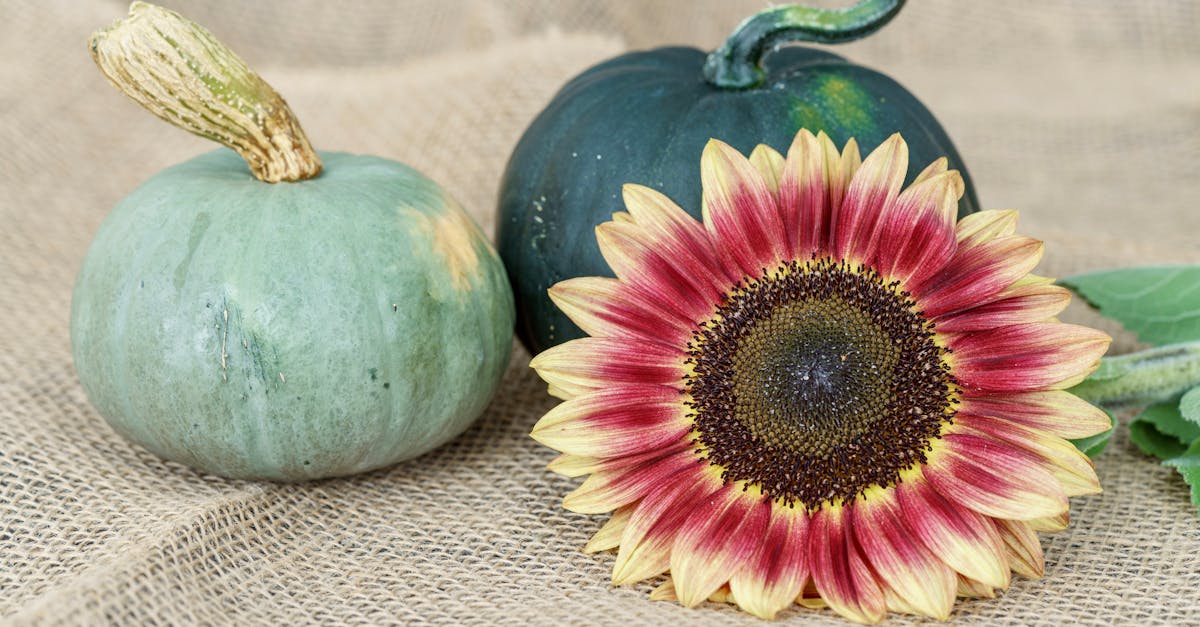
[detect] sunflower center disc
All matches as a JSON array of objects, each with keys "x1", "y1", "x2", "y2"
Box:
[{"x1": 686, "y1": 258, "x2": 957, "y2": 509}]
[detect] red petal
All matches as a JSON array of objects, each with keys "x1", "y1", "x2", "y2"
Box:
[
  {"x1": 530, "y1": 384, "x2": 692, "y2": 458},
  {"x1": 956, "y1": 575, "x2": 997, "y2": 599},
  {"x1": 958, "y1": 390, "x2": 1113, "y2": 440},
  {"x1": 621, "y1": 183, "x2": 733, "y2": 291},
  {"x1": 895, "y1": 479, "x2": 1010, "y2": 589},
  {"x1": 913, "y1": 235, "x2": 1043, "y2": 319},
  {"x1": 995, "y1": 518, "x2": 1045, "y2": 578},
  {"x1": 954, "y1": 413, "x2": 1100, "y2": 497},
  {"x1": 611, "y1": 470, "x2": 721, "y2": 585},
  {"x1": 924, "y1": 433, "x2": 1068, "y2": 520},
  {"x1": 955, "y1": 209, "x2": 1019, "y2": 247},
  {"x1": 874, "y1": 170, "x2": 962, "y2": 286},
  {"x1": 808, "y1": 506, "x2": 886, "y2": 624},
  {"x1": 596, "y1": 222, "x2": 725, "y2": 323},
  {"x1": 584, "y1": 505, "x2": 634, "y2": 553},
  {"x1": 831, "y1": 133, "x2": 907, "y2": 265},
  {"x1": 852, "y1": 492, "x2": 956, "y2": 619},
  {"x1": 912, "y1": 156, "x2": 949, "y2": 185},
  {"x1": 671, "y1": 486, "x2": 771, "y2": 607},
  {"x1": 546, "y1": 438, "x2": 693, "y2": 478},
  {"x1": 949, "y1": 322, "x2": 1111, "y2": 392},
  {"x1": 1029, "y1": 511, "x2": 1069, "y2": 532},
  {"x1": 779, "y1": 130, "x2": 844, "y2": 259},
  {"x1": 530, "y1": 337, "x2": 686, "y2": 398},
  {"x1": 562, "y1": 447, "x2": 700, "y2": 514},
  {"x1": 548, "y1": 277, "x2": 695, "y2": 347},
  {"x1": 700, "y1": 139, "x2": 786, "y2": 278},
  {"x1": 935, "y1": 280, "x2": 1071, "y2": 334},
  {"x1": 830, "y1": 138, "x2": 862, "y2": 221},
  {"x1": 729, "y1": 505, "x2": 810, "y2": 619},
  {"x1": 748, "y1": 144, "x2": 785, "y2": 194}
]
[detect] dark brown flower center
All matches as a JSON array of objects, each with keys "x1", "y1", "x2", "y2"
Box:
[{"x1": 684, "y1": 258, "x2": 957, "y2": 509}]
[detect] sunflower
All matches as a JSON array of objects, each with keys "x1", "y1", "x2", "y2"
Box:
[{"x1": 529, "y1": 130, "x2": 1111, "y2": 622}]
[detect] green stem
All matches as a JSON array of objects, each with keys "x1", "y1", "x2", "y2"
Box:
[
  {"x1": 703, "y1": 0, "x2": 905, "y2": 90},
  {"x1": 1070, "y1": 341, "x2": 1200, "y2": 407}
]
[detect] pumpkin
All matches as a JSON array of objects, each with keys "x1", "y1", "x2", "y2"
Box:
[
  {"x1": 72, "y1": 3, "x2": 513, "y2": 481},
  {"x1": 498, "y1": 0, "x2": 979, "y2": 354}
]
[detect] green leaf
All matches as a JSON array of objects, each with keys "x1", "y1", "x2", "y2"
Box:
[
  {"x1": 1061, "y1": 266, "x2": 1200, "y2": 345},
  {"x1": 1178, "y1": 386, "x2": 1200, "y2": 428},
  {"x1": 1147, "y1": 396, "x2": 1200, "y2": 443},
  {"x1": 1163, "y1": 439, "x2": 1200, "y2": 513},
  {"x1": 1128, "y1": 402, "x2": 1193, "y2": 459},
  {"x1": 1069, "y1": 408, "x2": 1115, "y2": 458}
]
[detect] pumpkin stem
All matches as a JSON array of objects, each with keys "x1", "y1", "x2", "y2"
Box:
[
  {"x1": 89, "y1": 2, "x2": 321, "y2": 183},
  {"x1": 704, "y1": 0, "x2": 905, "y2": 90}
]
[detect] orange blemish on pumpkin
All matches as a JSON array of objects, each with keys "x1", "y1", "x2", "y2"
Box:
[{"x1": 403, "y1": 201, "x2": 483, "y2": 292}]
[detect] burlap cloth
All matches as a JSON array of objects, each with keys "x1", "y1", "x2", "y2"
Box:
[{"x1": 2, "y1": 1, "x2": 1198, "y2": 624}]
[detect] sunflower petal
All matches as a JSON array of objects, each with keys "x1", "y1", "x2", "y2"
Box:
[
  {"x1": 530, "y1": 337, "x2": 686, "y2": 398},
  {"x1": 649, "y1": 579, "x2": 677, "y2": 601},
  {"x1": 949, "y1": 322, "x2": 1111, "y2": 392},
  {"x1": 597, "y1": 221, "x2": 725, "y2": 323},
  {"x1": 545, "y1": 440, "x2": 692, "y2": 478},
  {"x1": 671, "y1": 486, "x2": 771, "y2": 607},
  {"x1": 935, "y1": 281, "x2": 1072, "y2": 333},
  {"x1": 874, "y1": 169, "x2": 962, "y2": 285},
  {"x1": 955, "y1": 209, "x2": 1019, "y2": 247},
  {"x1": 956, "y1": 575, "x2": 996, "y2": 599},
  {"x1": 954, "y1": 413, "x2": 1101, "y2": 497},
  {"x1": 895, "y1": 479, "x2": 1010, "y2": 589},
  {"x1": 797, "y1": 586, "x2": 827, "y2": 609},
  {"x1": 912, "y1": 156, "x2": 949, "y2": 185},
  {"x1": 995, "y1": 518, "x2": 1045, "y2": 578},
  {"x1": 708, "y1": 585, "x2": 735, "y2": 604},
  {"x1": 831, "y1": 133, "x2": 908, "y2": 265},
  {"x1": 809, "y1": 506, "x2": 886, "y2": 624},
  {"x1": 620, "y1": 183, "x2": 732, "y2": 292},
  {"x1": 749, "y1": 144, "x2": 786, "y2": 193},
  {"x1": 546, "y1": 453, "x2": 595, "y2": 478},
  {"x1": 653, "y1": 580, "x2": 736, "y2": 605},
  {"x1": 531, "y1": 384, "x2": 692, "y2": 458},
  {"x1": 780, "y1": 129, "x2": 841, "y2": 259},
  {"x1": 925, "y1": 433, "x2": 1069, "y2": 520},
  {"x1": 1029, "y1": 511, "x2": 1069, "y2": 532},
  {"x1": 701, "y1": 138, "x2": 786, "y2": 277},
  {"x1": 563, "y1": 447, "x2": 699, "y2": 514},
  {"x1": 914, "y1": 235, "x2": 1044, "y2": 319},
  {"x1": 833, "y1": 136, "x2": 862, "y2": 208},
  {"x1": 879, "y1": 580, "x2": 918, "y2": 615},
  {"x1": 729, "y1": 505, "x2": 810, "y2": 619},
  {"x1": 611, "y1": 471, "x2": 721, "y2": 585},
  {"x1": 585, "y1": 505, "x2": 635, "y2": 553},
  {"x1": 546, "y1": 453, "x2": 635, "y2": 479},
  {"x1": 548, "y1": 277, "x2": 695, "y2": 347},
  {"x1": 958, "y1": 390, "x2": 1113, "y2": 439},
  {"x1": 853, "y1": 491, "x2": 956, "y2": 620}
]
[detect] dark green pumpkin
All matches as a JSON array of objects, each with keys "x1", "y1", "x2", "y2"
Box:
[{"x1": 498, "y1": 0, "x2": 979, "y2": 354}]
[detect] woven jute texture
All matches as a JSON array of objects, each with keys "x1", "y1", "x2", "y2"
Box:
[{"x1": 3, "y1": 1, "x2": 1199, "y2": 624}]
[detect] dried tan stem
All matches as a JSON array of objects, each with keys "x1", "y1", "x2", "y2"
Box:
[{"x1": 89, "y1": 2, "x2": 321, "y2": 183}]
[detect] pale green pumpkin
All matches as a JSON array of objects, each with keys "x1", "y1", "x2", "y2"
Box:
[{"x1": 72, "y1": 3, "x2": 513, "y2": 480}]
